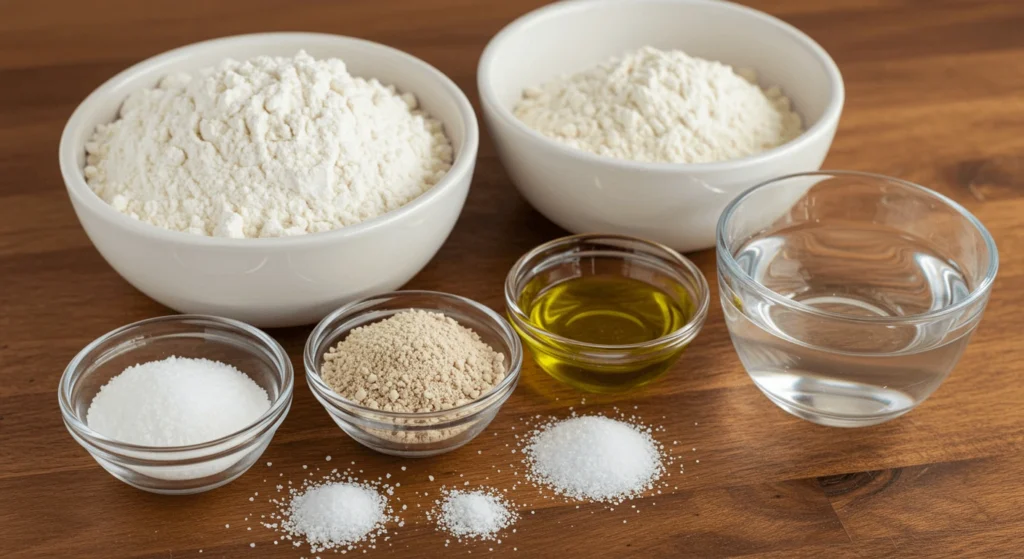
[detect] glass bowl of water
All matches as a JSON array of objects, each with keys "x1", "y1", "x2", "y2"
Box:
[{"x1": 716, "y1": 171, "x2": 998, "y2": 427}]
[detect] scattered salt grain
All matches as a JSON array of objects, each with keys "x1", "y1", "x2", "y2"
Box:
[
  {"x1": 524, "y1": 415, "x2": 663, "y2": 503},
  {"x1": 432, "y1": 489, "x2": 517, "y2": 541},
  {"x1": 282, "y1": 482, "x2": 390, "y2": 553}
]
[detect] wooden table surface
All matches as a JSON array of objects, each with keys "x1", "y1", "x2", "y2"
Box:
[{"x1": 3, "y1": 0, "x2": 1024, "y2": 557}]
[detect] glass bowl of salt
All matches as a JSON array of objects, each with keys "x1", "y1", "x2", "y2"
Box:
[{"x1": 59, "y1": 315, "x2": 293, "y2": 495}]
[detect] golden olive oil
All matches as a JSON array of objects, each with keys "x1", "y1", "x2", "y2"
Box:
[{"x1": 517, "y1": 275, "x2": 694, "y2": 392}]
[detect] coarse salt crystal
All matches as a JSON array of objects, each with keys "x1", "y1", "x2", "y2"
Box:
[
  {"x1": 434, "y1": 489, "x2": 517, "y2": 540},
  {"x1": 86, "y1": 356, "x2": 270, "y2": 447},
  {"x1": 282, "y1": 482, "x2": 390, "y2": 553},
  {"x1": 524, "y1": 415, "x2": 663, "y2": 503}
]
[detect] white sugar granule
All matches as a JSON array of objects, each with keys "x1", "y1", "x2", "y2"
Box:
[
  {"x1": 431, "y1": 489, "x2": 517, "y2": 541},
  {"x1": 524, "y1": 415, "x2": 663, "y2": 503},
  {"x1": 86, "y1": 356, "x2": 270, "y2": 446},
  {"x1": 514, "y1": 46, "x2": 802, "y2": 164},
  {"x1": 283, "y1": 482, "x2": 389, "y2": 553}
]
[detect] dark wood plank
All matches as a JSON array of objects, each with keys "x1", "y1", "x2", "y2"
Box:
[
  {"x1": 823, "y1": 453, "x2": 1024, "y2": 542},
  {"x1": 2, "y1": 0, "x2": 1024, "y2": 557}
]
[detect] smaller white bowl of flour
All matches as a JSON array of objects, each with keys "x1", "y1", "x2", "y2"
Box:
[
  {"x1": 60, "y1": 33, "x2": 478, "y2": 327},
  {"x1": 478, "y1": 0, "x2": 844, "y2": 252}
]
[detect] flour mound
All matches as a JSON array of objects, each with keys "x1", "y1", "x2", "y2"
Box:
[
  {"x1": 514, "y1": 46, "x2": 803, "y2": 164},
  {"x1": 84, "y1": 50, "x2": 453, "y2": 238}
]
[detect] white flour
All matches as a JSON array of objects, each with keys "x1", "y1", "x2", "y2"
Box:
[
  {"x1": 84, "y1": 51, "x2": 453, "y2": 238},
  {"x1": 513, "y1": 46, "x2": 803, "y2": 164}
]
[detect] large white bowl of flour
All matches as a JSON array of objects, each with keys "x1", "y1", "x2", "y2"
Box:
[
  {"x1": 478, "y1": 0, "x2": 843, "y2": 252},
  {"x1": 60, "y1": 33, "x2": 478, "y2": 327}
]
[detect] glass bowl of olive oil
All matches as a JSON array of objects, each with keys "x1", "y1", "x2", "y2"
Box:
[{"x1": 504, "y1": 234, "x2": 710, "y2": 393}]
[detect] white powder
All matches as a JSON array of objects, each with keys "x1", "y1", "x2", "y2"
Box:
[
  {"x1": 86, "y1": 356, "x2": 270, "y2": 446},
  {"x1": 514, "y1": 46, "x2": 803, "y2": 164},
  {"x1": 432, "y1": 489, "x2": 517, "y2": 541},
  {"x1": 84, "y1": 51, "x2": 453, "y2": 238},
  {"x1": 282, "y1": 482, "x2": 390, "y2": 553},
  {"x1": 524, "y1": 415, "x2": 663, "y2": 503}
]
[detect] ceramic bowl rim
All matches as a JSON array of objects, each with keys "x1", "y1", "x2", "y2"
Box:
[
  {"x1": 477, "y1": 0, "x2": 844, "y2": 173},
  {"x1": 59, "y1": 32, "x2": 479, "y2": 248}
]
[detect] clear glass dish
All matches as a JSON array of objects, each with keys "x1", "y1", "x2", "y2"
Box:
[
  {"x1": 504, "y1": 234, "x2": 710, "y2": 393},
  {"x1": 717, "y1": 171, "x2": 998, "y2": 427},
  {"x1": 304, "y1": 291, "x2": 522, "y2": 458},
  {"x1": 58, "y1": 315, "x2": 293, "y2": 494}
]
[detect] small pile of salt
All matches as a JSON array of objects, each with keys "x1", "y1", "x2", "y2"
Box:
[
  {"x1": 86, "y1": 356, "x2": 270, "y2": 446},
  {"x1": 284, "y1": 482, "x2": 389, "y2": 552},
  {"x1": 524, "y1": 415, "x2": 663, "y2": 503},
  {"x1": 435, "y1": 489, "x2": 517, "y2": 540}
]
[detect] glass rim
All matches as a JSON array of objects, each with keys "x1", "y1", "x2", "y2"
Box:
[
  {"x1": 303, "y1": 290, "x2": 523, "y2": 422},
  {"x1": 503, "y1": 233, "x2": 711, "y2": 351},
  {"x1": 58, "y1": 314, "x2": 295, "y2": 455},
  {"x1": 715, "y1": 170, "x2": 999, "y2": 324}
]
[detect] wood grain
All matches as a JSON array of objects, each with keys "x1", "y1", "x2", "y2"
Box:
[{"x1": 2, "y1": 1, "x2": 1023, "y2": 557}]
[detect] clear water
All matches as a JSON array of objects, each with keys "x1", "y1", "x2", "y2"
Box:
[{"x1": 725, "y1": 222, "x2": 975, "y2": 426}]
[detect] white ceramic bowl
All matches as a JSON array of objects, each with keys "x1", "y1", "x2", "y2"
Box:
[
  {"x1": 478, "y1": 0, "x2": 844, "y2": 253},
  {"x1": 60, "y1": 33, "x2": 478, "y2": 327}
]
